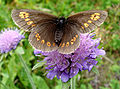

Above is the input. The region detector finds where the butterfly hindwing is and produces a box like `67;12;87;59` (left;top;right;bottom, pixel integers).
11;9;57;32
29;22;58;52
67;10;108;33
58;23;80;54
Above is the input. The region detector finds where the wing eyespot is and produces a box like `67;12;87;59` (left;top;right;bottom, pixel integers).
27;21;33;25
75;35;78;38
90;13;100;21
41;40;45;44
19;11;36;27
19;12;29;18
73;37;76;41
53;43;56;46
61;43;65;48
25;18;30;21
35;32;41;41
47;42;51;47
70;39;74;45
88;20;92;23
84;23;89;27
66;42;69;47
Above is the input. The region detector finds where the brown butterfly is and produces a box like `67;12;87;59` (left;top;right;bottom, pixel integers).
11;9;108;54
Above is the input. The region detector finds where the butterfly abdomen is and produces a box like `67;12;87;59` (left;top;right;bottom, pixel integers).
55;17;66;46
55;30;63;46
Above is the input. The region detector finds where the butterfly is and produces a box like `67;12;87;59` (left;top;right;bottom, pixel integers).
11;9;108;54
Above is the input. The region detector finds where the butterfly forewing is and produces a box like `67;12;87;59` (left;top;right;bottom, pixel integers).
67;10;108;33
11;9;57;32
58;23;80;54
29;22;58;52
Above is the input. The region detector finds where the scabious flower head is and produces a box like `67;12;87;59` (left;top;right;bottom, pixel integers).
0;28;24;53
34;33;105;82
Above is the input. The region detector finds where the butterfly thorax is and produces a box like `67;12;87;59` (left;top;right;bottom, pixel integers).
55;17;66;46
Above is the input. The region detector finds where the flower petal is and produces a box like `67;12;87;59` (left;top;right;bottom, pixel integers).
61;72;69;82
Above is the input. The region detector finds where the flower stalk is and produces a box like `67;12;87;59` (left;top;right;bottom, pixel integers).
71;76;76;89
18;54;36;89
62;80;70;89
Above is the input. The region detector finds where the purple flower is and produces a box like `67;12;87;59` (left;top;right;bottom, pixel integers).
0;28;24;53
34;33;105;82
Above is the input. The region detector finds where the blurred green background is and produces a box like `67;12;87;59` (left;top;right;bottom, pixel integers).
0;0;120;89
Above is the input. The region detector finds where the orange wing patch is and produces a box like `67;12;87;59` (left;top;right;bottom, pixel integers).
53;43;56;46
61;43;65;48
90;13;100;21
19;12;29;18
25;18;30;21
47;42;51;47
66;42;69;47
70;39;74;45
19;12;36;27
88;20;92;23
35;32;40;41
41;40;45;44
27;21;33;25
84;23;89;27
76;35;78;38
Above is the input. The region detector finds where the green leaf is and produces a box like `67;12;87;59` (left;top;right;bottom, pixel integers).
18;54;36;89
88;84;93;89
15;47;24;55
55;80;62;89
62;80;70;89
110;79;120;89
32;61;46;70
92;66;99;75
32;74;49;89
80;84;87;89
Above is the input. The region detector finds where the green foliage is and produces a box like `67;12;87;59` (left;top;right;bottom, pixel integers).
110;79;120;89
32;61;46;70
110;34;120;50
0;0;120;89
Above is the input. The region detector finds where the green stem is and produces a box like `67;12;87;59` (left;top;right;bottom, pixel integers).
0;80;9;89
62;81;70;89
0;54;4;62
18;54;36;89
71;76;76;89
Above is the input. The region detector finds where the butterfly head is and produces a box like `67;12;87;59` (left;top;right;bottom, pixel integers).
56;16;66;27
59;16;65;23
